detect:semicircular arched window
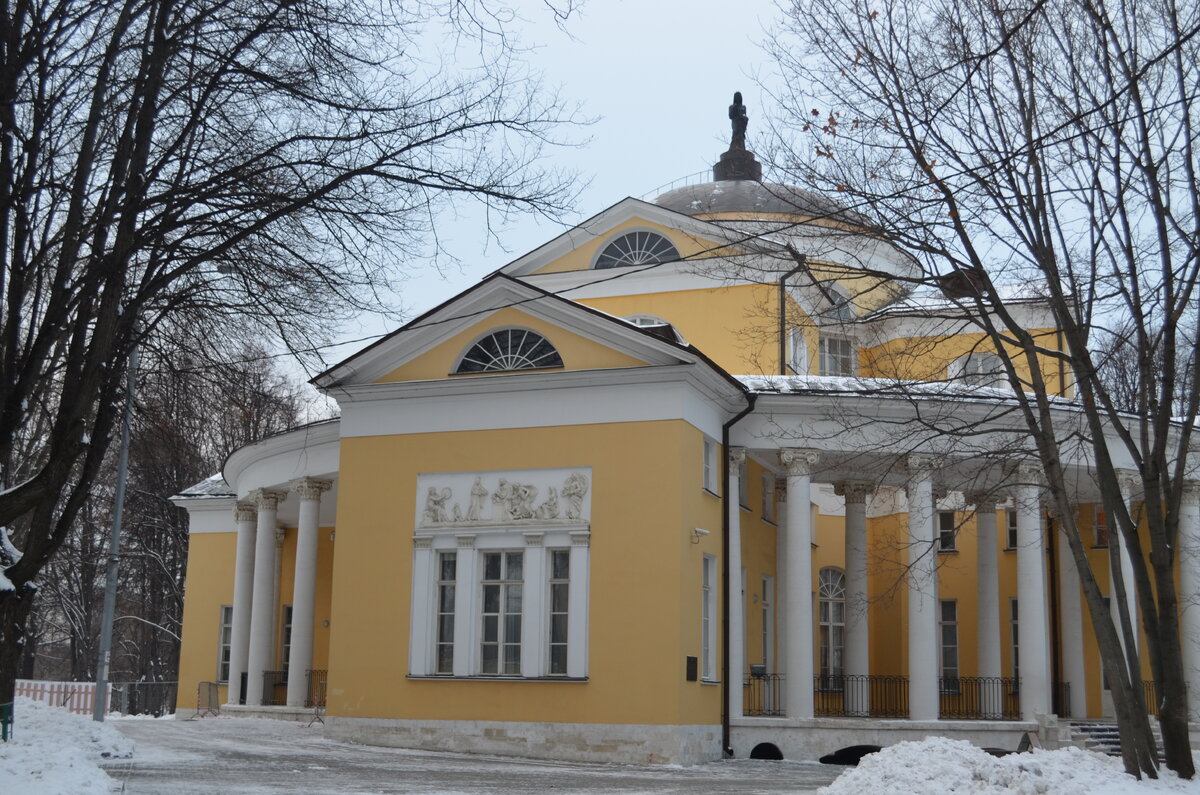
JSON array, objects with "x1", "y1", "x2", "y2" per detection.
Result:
[
  {"x1": 454, "y1": 328, "x2": 564, "y2": 374},
  {"x1": 593, "y1": 231, "x2": 680, "y2": 269}
]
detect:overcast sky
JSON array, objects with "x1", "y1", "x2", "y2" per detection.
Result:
[{"x1": 320, "y1": 0, "x2": 786, "y2": 369}]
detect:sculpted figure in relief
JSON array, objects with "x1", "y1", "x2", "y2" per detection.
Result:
[
  {"x1": 423, "y1": 486, "x2": 452, "y2": 524},
  {"x1": 467, "y1": 477, "x2": 488, "y2": 521},
  {"x1": 562, "y1": 472, "x2": 589, "y2": 520},
  {"x1": 493, "y1": 478, "x2": 539, "y2": 520},
  {"x1": 535, "y1": 487, "x2": 560, "y2": 519}
]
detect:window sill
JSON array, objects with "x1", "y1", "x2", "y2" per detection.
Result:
[
  {"x1": 937, "y1": 549, "x2": 959, "y2": 555},
  {"x1": 702, "y1": 488, "x2": 720, "y2": 498},
  {"x1": 700, "y1": 678, "x2": 720, "y2": 686},
  {"x1": 407, "y1": 674, "x2": 588, "y2": 683}
]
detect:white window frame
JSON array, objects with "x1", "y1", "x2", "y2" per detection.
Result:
[
  {"x1": 818, "y1": 568, "x2": 846, "y2": 689},
  {"x1": 280, "y1": 604, "x2": 293, "y2": 671},
  {"x1": 410, "y1": 529, "x2": 589, "y2": 680},
  {"x1": 217, "y1": 605, "x2": 233, "y2": 683},
  {"x1": 938, "y1": 511, "x2": 957, "y2": 552},
  {"x1": 702, "y1": 554, "x2": 718, "y2": 681},
  {"x1": 940, "y1": 599, "x2": 959, "y2": 691},
  {"x1": 788, "y1": 327, "x2": 808, "y2": 375},
  {"x1": 738, "y1": 456, "x2": 750, "y2": 508},
  {"x1": 702, "y1": 438, "x2": 718, "y2": 494},
  {"x1": 1006, "y1": 508, "x2": 1019, "y2": 549},
  {"x1": 818, "y1": 334, "x2": 856, "y2": 377},
  {"x1": 1010, "y1": 597, "x2": 1020, "y2": 685},
  {"x1": 950, "y1": 351, "x2": 1005, "y2": 387},
  {"x1": 435, "y1": 551, "x2": 456, "y2": 674}
]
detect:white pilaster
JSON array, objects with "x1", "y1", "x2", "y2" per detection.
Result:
[
  {"x1": 286, "y1": 478, "x2": 331, "y2": 707},
  {"x1": 226, "y1": 502, "x2": 257, "y2": 706},
  {"x1": 245, "y1": 488, "x2": 286, "y2": 706},
  {"x1": 774, "y1": 478, "x2": 788, "y2": 679},
  {"x1": 1179, "y1": 483, "x2": 1200, "y2": 722},
  {"x1": 452, "y1": 535, "x2": 477, "y2": 677},
  {"x1": 969, "y1": 494, "x2": 1002, "y2": 717},
  {"x1": 521, "y1": 533, "x2": 547, "y2": 678},
  {"x1": 906, "y1": 456, "x2": 940, "y2": 721},
  {"x1": 1015, "y1": 466, "x2": 1050, "y2": 720},
  {"x1": 781, "y1": 448, "x2": 819, "y2": 719},
  {"x1": 836, "y1": 481, "x2": 871, "y2": 717},
  {"x1": 1056, "y1": 509, "x2": 1088, "y2": 718},
  {"x1": 727, "y1": 447, "x2": 747, "y2": 721},
  {"x1": 409, "y1": 536, "x2": 435, "y2": 676},
  {"x1": 567, "y1": 531, "x2": 590, "y2": 678}
]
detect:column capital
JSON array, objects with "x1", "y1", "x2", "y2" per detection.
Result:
[
  {"x1": 413, "y1": 536, "x2": 433, "y2": 550},
  {"x1": 728, "y1": 446, "x2": 747, "y2": 466},
  {"x1": 1116, "y1": 469, "x2": 1141, "y2": 497},
  {"x1": 250, "y1": 488, "x2": 288, "y2": 511},
  {"x1": 834, "y1": 481, "x2": 873, "y2": 504},
  {"x1": 780, "y1": 448, "x2": 820, "y2": 477},
  {"x1": 234, "y1": 501, "x2": 257, "y2": 523},
  {"x1": 523, "y1": 532, "x2": 544, "y2": 547},
  {"x1": 905, "y1": 454, "x2": 942, "y2": 477},
  {"x1": 569, "y1": 530, "x2": 591, "y2": 547},
  {"x1": 1182, "y1": 482, "x2": 1200, "y2": 506},
  {"x1": 291, "y1": 477, "x2": 332, "y2": 502},
  {"x1": 1006, "y1": 460, "x2": 1045, "y2": 486},
  {"x1": 456, "y1": 534, "x2": 477, "y2": 549},
  {"x1": 968, "y1": 492, "x2": 1001, "y2": 513}
]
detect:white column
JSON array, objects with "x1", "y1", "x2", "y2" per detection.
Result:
[
  {"x1": 727, "y1": 447, "x2": 747, "y2": 721},
  {"x1": 836, "y1": 481, "x2": 871, "y2": 716},
  {"x1": 1180, "y1": 483, "x2": 1200, "y2": 722},
  {"x1": 1112, "y1": 472, "x2": 1140, "y2": 659},
  {"x1": 774, "y1": 478, "x2": 788, "y2": 680},
  {"x1": 1015, "y1": 466, "x2": 1050, "y2": 720},
  {"x1": 270, "y1": 526, "x2": 284, "y2": 664},
  {"x1": 245, "y1": 488, "x2": 286, "y2": 706},
  {"x1": 286, "y1": 478, "x2": 330, "y2": 707},
  {"x1": 451, "y1": 535, "x2": 477, "y2": 677},
  {"x1": 521, "y1": 533, "x2": 547, "y2": 678},
  {"x1": 409, "y1": 537, "x2": 435, "y2": 676},
  {"x1": 781, "y1": 448, "x2": 819, "y2": 719},
  {"x1": 905, "y1": 455, "x2": 940, "y2": 721},
  {"x1": 1056, "y1": 509, "x2": 1088, "y2": 719},
  {"x1": 970, "y1": 494, "x2": 1002, "y2": 718},
  {"x1": 567, "y1": 531, "x2": 590, "y2": 678},
  {"x1": 226, "y1": 502, "x2": 257, "y2": 706}
]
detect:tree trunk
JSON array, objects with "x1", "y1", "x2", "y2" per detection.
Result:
[{"x1": 0, "y1": 584, "x2": 35, "y2": 708}]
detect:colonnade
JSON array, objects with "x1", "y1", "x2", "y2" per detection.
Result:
[
  {"x1": 226, "y1": 478, "x2": 331, "y2": 708},
  {"x1": 727, "y1": 447, "x2": 1200, "y2": 724}
]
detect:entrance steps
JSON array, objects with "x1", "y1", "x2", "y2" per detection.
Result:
[{"x1": 1069, "y1": 721, "x2": 1164, "y2": 761}]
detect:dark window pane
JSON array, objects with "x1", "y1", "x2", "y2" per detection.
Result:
[
  {"x1": 552, "y1": 550, "x2": 570, "y2": 579},
  {"x1": 506, "y1": 584, "x2": 522, "y2": 612},
  {"x1": 551, "y1": 615, "x2": 568, "y2": 643},
  {"x1": 505, "y1": 615, "x2": 521, "y2": 640},
  {"x1": 551, "y1": 583, "x2": 569, "y2": 612},
  {"x1": 483, "y1": 584, "x2": 499, "y2": 614},
  {"x1": 506, "y1": 552, "x2": 523, "y2": 580},
  {"x1": 438, "y1": 615, "x2": 454, "y2": 639},
  {"x1": 484, "y1": 553, "x2": 501, "y2": 581},
  {"x1": 482, "y1": 645, "x2": 497, "y2": 673},
  {"x1": 483, "y1": 615, "x2": 498, "y2": 643},
  {"x1": 439, "y1": 584, "x2": 455, "y2": 613},
  {"x1": 550, "y1": 646, "x2": 567, "y2": 675}
]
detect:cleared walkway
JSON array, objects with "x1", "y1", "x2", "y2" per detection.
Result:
[{"x1": 103, "y1": 717, "x2": 843, "y2": 793}]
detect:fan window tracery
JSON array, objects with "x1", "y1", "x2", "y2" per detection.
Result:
[
  {"x1": 455, "y1": 328, "x2": 563, "y2": 374},
  {"x1": 594, "y1": 231, "x2": 680, "y2": 269}
]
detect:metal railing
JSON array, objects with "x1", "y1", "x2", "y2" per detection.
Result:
[
  {"x1": 108, "y1": 680, "x2": 177, "y2": 716},
  {"x1": 306, "y1": 669, "x2": 328, "y2": 709},
  {"x1": 744, "y1": 672, "x2": 784, "y2": 716},
  {"x1": 938, "y1": 677, "x2": 1020, "y2": 720},
  {"x1": 195, "y1": 682, "x2": 220, "y2": 717},
  {"x1": 814, "y1": 675, "x2": 908, "y2": 718},
  {"x1": 261, "y1": 671, "x2": 288, "y2": 706}
]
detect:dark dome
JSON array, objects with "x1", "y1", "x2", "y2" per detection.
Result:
[{"x1": 655, "y1": 180, "x2": 866, "y2": 225}]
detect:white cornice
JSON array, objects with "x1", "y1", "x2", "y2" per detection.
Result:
[{"x1": 223, "y1": 420, "x2": 341, "y2": 495}]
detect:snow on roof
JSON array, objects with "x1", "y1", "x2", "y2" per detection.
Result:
[
  {"x1": 737, "y1": 374, "x2": 1073, "y2": 404},
  {"x1": 867, "y1": 282, "x2": 1056, "y2": 319},
  {"x1": 173, "y1": 473, "x2": 234, "y2": 499}
]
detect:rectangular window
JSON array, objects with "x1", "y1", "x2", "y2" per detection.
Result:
[
  {"x1": 1007, "y1": 509, "x2": 1018, "y2": 549},
  {"x1": 819, "y1": 335, "x2": 855, "y2": 377},
  {"x1": 280, "y1": 605, "x2": 293, "y2": 670},
  {"x1": 702, "y1": 439, "x2": 718, "y2": 493},
  {"x1": 1094, "y1": 506, "x2": 1110, "y2": 548},
  {"x1": 436, "y1": 552, "x2": 456, "y2": 674},
  {"x1": 217, "y1": 605, "x2": 233, "y2": 683},
  {"x1": 789, "y1": 328, "x2": 808, "y2": 374},
  {"x1": 938, "y1": 511, "x2": 956, "y2": 551},
  {"x1": 549, "y1": 549, "x2": 570, "y2": 675},
  {"x1": 761, "y1": 474, "x2": 775, "y2": 522},
  {"x1": 1010, "y1": 598, "x2": 1020, "y2": 685},
  {"x1": 702, "y1": 555, "x2": 717, "y2": 681},
  {"x1": 738, "y1": 457, "x2": 749, "y2": 508},
  {"x1": 481, "y1": 551, "x2": 523, "y2": 675},
  {"x1": 761, "y1": 576, "x2": 774, "y2": 671},
  {"x1": 940, "y1": 599, "x2": 959, "y2": 690}
]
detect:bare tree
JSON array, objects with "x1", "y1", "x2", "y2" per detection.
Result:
[
  {"x1": 0, "y1": 0, "x2": 580, "y2": 710},
  {"x1": 763, "y1": 0, "x2": 1198, "y2": 778}
]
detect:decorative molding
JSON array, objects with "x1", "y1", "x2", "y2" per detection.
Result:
[
  {"x1": 524, "y1": 533, "x2": 544, "y2": 547},
  {"x1": 414, "y1": 536, "x2": 433, "y2": 550},
  {"x1": 456, "y1": 534, "x2": 477, "y2": 549},
  {"x1": 728, "y1": 446, "x2": 747, "y2": 466},
  {"x1": 292, "y1": 477, "x2": 333, "y2": 502},
  {"x1": 780, "y1": 448, "x2": 820, "y2": 477},
  {"x1": 234, "y1": 502, "x2": 257, "y2": 523},
  {"x1": 417, "y1": 468, "x2": 591, "y2": 529},
  {"x1": 834, "y1": 481, "x2": 872, "y2": 504},
  {"x1": 570, "y1": 531, "x2": 591, "y2": 547},
  {"x1": 250, "y1": 488, "x2": 288, "y2": 512},
  {"x1": 1007, "y1": 460, "x2": 1045, "y2": 486},
  {"x1": 967, "y1": 492, "x2": 1000, "y2": 513},
  {"x1": 1116, "y1": 470, "x2": 1141, "y2": 498},
  {"x1": 905, "y1": 454, "x2": 942, "y2": 477}
]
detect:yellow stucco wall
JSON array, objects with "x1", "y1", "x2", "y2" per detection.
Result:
[
  {"x1": 375, "y1": 306, "x2": 648, "y2": 383},
  {"x1": 328, "y1": 420, "x2": 724, "y2": 727}
]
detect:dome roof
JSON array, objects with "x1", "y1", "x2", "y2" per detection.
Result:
[{"x1": 654, "y1": 180, "x2": 867, "y2": 225}]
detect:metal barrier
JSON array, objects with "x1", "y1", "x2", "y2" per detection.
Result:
[
  {"x1": 938, "y1": 677, "x2": 1020, "y2": 720},
  {"x1": 262, "y1": 671, "x2": 288, "y2": 706},
  {"x1": 109, "y1": 681, "x2": 177, "y2": 716},
  {"x1": 814, "y1": 675, "x2": 909, "y2": 718},
  {"x1": 743, "y1": 672, "x2": 784, "y2": 716},
  {"x1": 306, "y1": 669, "x2": 328, "y2": 709},
  {"x1": 194, "y1": 682, "x2": 220, "y2": 718}
]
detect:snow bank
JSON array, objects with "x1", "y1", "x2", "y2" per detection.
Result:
[
  {"x1": 0, "y1": 696, "x2": 134, "y2": 794},
  {"x1": 820, "y1": 737, "x2": 1200, "y2": 795}
]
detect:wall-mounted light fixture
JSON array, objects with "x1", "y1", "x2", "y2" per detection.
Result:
[{"x1": 691, "y1": 527, "x2": 710, "y2": 545}]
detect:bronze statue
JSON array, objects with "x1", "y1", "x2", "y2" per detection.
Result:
[{"x1": 729, "y1": 91, "x2": 748, "y2": 150}]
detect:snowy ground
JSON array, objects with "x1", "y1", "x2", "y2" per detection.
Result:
[{"x1": 7, "y1": 700, "x2": 1200, "y2": 794}]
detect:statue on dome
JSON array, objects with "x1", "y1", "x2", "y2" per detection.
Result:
[{"x1": 729, "y1": 92, "x2": 748, "y2": 151}]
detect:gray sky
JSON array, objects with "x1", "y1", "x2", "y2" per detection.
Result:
[{"x1": 320, "y1": 0, "x2": 784, "y2": 369}]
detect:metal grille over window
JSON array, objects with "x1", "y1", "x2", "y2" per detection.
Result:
[
  {"x1": 549, "y1": 550, "x2": 570, "y2": 675},
  {"x1": 455, "y1": 329, "x2": 563, "y2": 374},
  {"x1": 436, "y1": 553, "x2": 456, "y2": 674},
  {"x1": 481, "y1": 551, "x2": 523, "y2": 675},
  {"x1": 594, "y1": 231, "x2": 680, "y2": 269}
]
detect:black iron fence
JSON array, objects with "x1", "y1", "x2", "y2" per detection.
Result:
[
  {"x1": 108, "y1": 681, "x2": 177, "y2": 716},
  {"x1": 262, "y1": 670, "x2": 287, "y2": 706},
  {"x1": 937, "y1": 677, "x2": 1020, "y2": 720},
  {"x1": 306, "y1": 669, "x2": 328, "y2": 709},
  {"x1": 814, "y1": 675, "x2": 909, "y2": 718}
]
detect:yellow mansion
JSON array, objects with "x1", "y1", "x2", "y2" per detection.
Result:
[{"x1": 171, "y1": 123, "x2": 1194, "y2": 763}]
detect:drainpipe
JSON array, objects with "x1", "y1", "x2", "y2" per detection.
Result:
[
  {"x1": 722, "y1": 393, "x2": 757, "y2": 757},
  {"x1": 779, "y1": 250, "x2": 809, "y2": 375}
]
